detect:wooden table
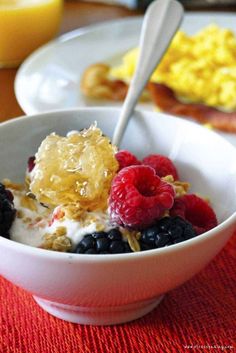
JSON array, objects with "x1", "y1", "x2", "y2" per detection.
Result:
[{"x1": 1, "y1": 0, "x2": 236, "y2": 123}]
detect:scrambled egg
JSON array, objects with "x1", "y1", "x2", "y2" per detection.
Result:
[{"x1": 110, "y1": 25, "x2": 236, "y2": 111}]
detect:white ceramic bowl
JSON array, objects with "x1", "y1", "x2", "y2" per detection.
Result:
[{"x1": 0, "y1": 108, "x2": 236, "y2": 325}]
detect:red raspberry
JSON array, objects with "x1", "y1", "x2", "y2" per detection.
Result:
[
  {"x1": 49, "y1": 206, "x2": 65, "y2": 226},
  {"x1": 115, "y1": 150, "x2": 141, "y2": 171},
  {"x1": 27, "y1": 156, "x2": 36, "y2": 172},
  {"x1": 109, "y1": 165, "x2": 175, "y2": 229},
  {"x1": 170, "y1": 194, "x2": 217, "y2": 235},
  {"x1": 142, "y1": 154, "x2": 179, "y2": 180}
]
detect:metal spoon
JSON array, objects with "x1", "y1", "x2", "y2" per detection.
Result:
[{"x1": 112, "y1": 0, "x2": 184, "y2": 147}]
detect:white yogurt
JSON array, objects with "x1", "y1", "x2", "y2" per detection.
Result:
[
  {"x1": 47, "y1": 211, "x2": 111, "y2": 250},
  {"x1": 10, "y1": 190, "x2": 112, "y2": 249},
  {"x1": 10, "y1": 219, "x2": 47, "y2": 247},
  {"x1": 10, "y1": 190, "x2": 51, "y2": 247}
]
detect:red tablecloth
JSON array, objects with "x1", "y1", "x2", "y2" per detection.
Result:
[{"x1": 1, "y1": 234, "x2": 235, "y2": 353}]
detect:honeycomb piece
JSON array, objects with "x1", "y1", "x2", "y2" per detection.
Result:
[{"x1": 30, "y1": 124, "x2": 118, "y2": 211}]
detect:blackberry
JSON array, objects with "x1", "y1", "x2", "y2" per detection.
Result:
[
  {"x1": 140, "y1": 216, "x2": 196, "y2": 251},
  {"x1": 75, "y1": 229, "x2": 132, "y2": 254},
  {"x1": 0, "y1": 183, "x2": 16, "y2": 239}
]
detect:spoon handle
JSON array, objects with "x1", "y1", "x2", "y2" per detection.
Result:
[{"x1": 112, "y1": 0, "x2": 184, "y2": 147}]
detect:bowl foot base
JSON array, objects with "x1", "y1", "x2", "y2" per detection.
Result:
[{"x1": 33, "y1": 295, "x2": 164, "y2": 325}]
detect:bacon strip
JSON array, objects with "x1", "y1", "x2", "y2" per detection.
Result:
[{"x1": 148, "y1": 83, "x2": 236, "y2": 133}]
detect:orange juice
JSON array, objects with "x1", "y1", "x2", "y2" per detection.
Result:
[{"x1": 0, "y1": 0, "x2": 63, "y2": 67}]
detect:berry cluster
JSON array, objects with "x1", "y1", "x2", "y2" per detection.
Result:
[
  {"x1": 76, "y1": 150, "x2": 217, "y2": 255},
  {"x1": 110, "y1": 150, "x2": 217, "y2": 234},
  {"x1": 0, "y1": 183, "x2": 16, "y2": 239},
  {"x1": 2, "y1": 144, "x2": 218, "y2": 257},
  {"x1": 140, "y1": 216, "x2": 196, "y2": 251},
  {"x1": 170, "y1": 194, "x2": 217, "y2": 235},
  {"x1": 115, "y1": 150, "x2": 178, "y2": 179},
  {"x1": 75, "y1": 229, "x2": 131, "y2": 254}
]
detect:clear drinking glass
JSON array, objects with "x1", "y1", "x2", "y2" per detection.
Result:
[{"x1": 0, "y1": 0, "x2": 63, "y2": 68}]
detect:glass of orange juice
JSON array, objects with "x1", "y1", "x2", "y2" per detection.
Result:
[{"x1": 0, "y1": 0, "x2": 63, "y2": 68}]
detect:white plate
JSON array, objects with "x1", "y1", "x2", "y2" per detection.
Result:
[{"x1": 15, "y1": 13, "x2": 236, "y2": 145}]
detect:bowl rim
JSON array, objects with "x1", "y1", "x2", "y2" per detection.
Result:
[{"x1": 1, "y1": 107, "x2": 236, "y2": 263}]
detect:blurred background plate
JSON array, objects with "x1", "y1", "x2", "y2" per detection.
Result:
[{"x1": 15, "y1": 12, "x2": 236, "y2": 145}]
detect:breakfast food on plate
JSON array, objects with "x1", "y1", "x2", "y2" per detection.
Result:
[
  {"x1": 0, "y1": 123, "x2": 218, "y2": 254},
  {"x1": 81, "y1": 25, "x2": 236, "y2": 133}
]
